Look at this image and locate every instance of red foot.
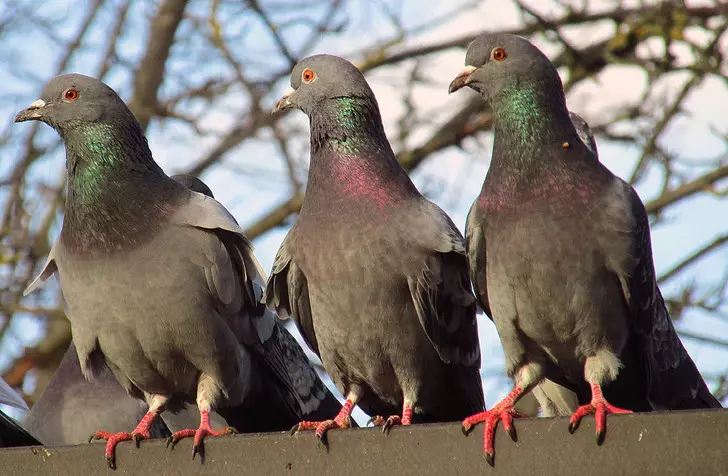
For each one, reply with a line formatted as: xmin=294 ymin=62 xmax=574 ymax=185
xmin=367 ymin=404 xmax=413 ymax=434
xmin=368 ymin=415 xmax=402 ymax=433
xmin=166 ymin=410 xmax=237 ymax=459
xmin=568 ymin=382 xmax=632 ymax=445
xmin=88 ymin=410 xmax=158 ymax=469
xmin=291 ymin=418 xmax=351 ymax=440
xmin=290 ymin=398 xmax=355 ymax=444
xmin=462 ymin=386 xmax=526 ymax=467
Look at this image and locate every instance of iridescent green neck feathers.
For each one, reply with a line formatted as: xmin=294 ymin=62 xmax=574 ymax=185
xmin=66 ymin=123 xmax=125 ymax=203
xmin=310 ymin=96 xmax=389 ymax=155
xmin=492 ymin=85 xmax=554 ymax=145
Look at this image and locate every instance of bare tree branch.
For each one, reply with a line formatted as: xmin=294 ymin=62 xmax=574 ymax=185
xmin=129 ymin=0 xmax=191 ymax=130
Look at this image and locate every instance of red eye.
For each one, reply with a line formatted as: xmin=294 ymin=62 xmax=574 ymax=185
xmin=302 ymin=69 xmax=316 ymax=83
xmin=492 ymin=47 xmax=507 ymax=61
xmin=64 ymin=88 xmax=79 ymax=101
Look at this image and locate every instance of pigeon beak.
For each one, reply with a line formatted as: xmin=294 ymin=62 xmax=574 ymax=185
xmin=272 ymin=87 xmax=296 ymax=114
xmin=448 ymin=65 xmax=477 ymax=94
xmin=14 ymin=99 xmax=47 ymax=123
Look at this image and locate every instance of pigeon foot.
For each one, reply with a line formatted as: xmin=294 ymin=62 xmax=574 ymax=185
xmin=367 ymin=404 xmax=413 ymax=434
xmin=88 ymin=410 xmax=159 ymax=470
xmin=290 ymin=417 xmax=351 ymax=443
xmin=166 ymin=410 xmax=237 ymax=460
xmin=289 ymin=397 xmax=355 ymax=444
xmin=461 ymin=387 xmax=526 ymax=467
xmin=568 ymin=382 xmax=631 ymax=445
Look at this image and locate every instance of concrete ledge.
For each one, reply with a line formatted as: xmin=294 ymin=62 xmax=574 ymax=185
xmin=1 ymin=409 xmax=726 ymax=475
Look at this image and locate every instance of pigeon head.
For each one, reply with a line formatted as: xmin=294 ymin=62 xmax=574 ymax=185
xmin=14 ymin=74 xmax=133 ymax=136
xmin=14 ymin=73 xmax=163 ymax=210
xmin=448 ymin=33 xmax=563 ymax=104
xmin=272 ymin=54 xmax=376 ymax=116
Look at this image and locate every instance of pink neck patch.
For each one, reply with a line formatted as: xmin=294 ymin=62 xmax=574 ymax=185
xmin=333 ymin=159 xmax=396 ymax=210
xmin=479 ymin=173 xmax=595 ymax=212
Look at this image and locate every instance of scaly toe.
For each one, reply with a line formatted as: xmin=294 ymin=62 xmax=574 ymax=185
xmin=132 ymin=432 xmax=147 ymax=448
xmin=382 ymin=415 xmax=401 ymax=435
xmin=367 ymin=415 xmax=384 ymax=427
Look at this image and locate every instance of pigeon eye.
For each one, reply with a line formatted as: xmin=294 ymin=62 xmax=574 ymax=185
xmin=64 ymin=88 xmax=79 ymax=101
xmin=491 ymin=47 xmax=507 ymax=62
xmin=302 ymin=69 xmax=316 ymax=83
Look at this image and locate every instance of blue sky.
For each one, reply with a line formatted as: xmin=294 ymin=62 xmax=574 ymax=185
xmin=2 ymin=0 xmax=726 ymax=423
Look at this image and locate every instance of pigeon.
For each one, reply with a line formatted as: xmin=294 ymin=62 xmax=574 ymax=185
xmin=531 ymin=112 xmax=594 ymax=418
xmin=449 ymin=32 xmax=721 ymax=465
xmin=25 ymin=174 xmax=230 ymax=446
xmin=0 ymin=377 xmax=40 ymax=447
xmin=266 ymin=54 xmax=484 ymax=442
xmin=15 ymin=74 xmax=342 ymax=468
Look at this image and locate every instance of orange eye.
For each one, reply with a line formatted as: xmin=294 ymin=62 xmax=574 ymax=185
xmin=492 ymin=47 xmax=507 ymax=62
xmin=64 ymin=88 xmax=79 ymax=101
xmin=302 ymin=68 xmax=316 ymax=83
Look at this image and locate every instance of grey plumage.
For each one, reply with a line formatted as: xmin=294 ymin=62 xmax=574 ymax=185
xmin=531 ymin=378 xmax=579 ymax=417
xmin=25 ymin=343 xmax=171 ymax=446
xmin=170 ymin=174 xmax=215 ymax=198
xmin=266 ymin=55 xmax=484 ymax=439
xmin=25 ymin=174 xmax=229 ymax=446
xmin=0 ymin=377 xmax=28 ymax=412
xmin=450 ymin=33 xmax=720 ymax=462
xmin=532 ymin=111 xmax=595 ymax=417
xmin=15 ymin=74 xmax=341 ymax=466
xmin=0 ymin=377 xmax=39 ymax=447
xmin=569 ymin=111 xmax=598 ymax=158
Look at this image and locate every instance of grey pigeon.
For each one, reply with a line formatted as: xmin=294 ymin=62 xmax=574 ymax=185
xmin=449 ymin=33 xmax=721 ymax=464
xmin=15 ymin=74 xmax=342 ymax=468
xmin=25 ymin=174 xmax=228 ymax=446
xmin=0 ymin=377 xmax=40 ymax=447
xmin=531 ymin=112 xmax=594 ymax=418
xmin=266 ymin=54 xmax=484 ymax=441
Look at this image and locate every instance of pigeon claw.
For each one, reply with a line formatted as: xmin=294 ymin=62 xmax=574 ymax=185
xmin=366 ymin=415 xmax=382 ymax=427
xmin=88 ymin=410 xmax=159 ymax=469
xmin=504 ymin=419 xmax=518 ymax=442
xmin=368 ymin=415 xmax=403 ymax=435
xmin=314 ymin=419 xmax=345 ymax=442
xmin=290 ymin=418 xmax=350 ymax=446
xmin=88 ymin=430 xmax=147 ymax=470
xmin=167 ymin=424 xmax=236 ymax=461
xmin=132 ymin=432 xmax=148 ymax=448
xmin=568 ymin=398 xmax=631 ymax=446
xmin=462 ymin=404 xmax=524 ymax=467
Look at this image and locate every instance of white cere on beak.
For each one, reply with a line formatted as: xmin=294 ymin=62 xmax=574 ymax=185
xmin=281 ymin=87 xmax=294 ymax=99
